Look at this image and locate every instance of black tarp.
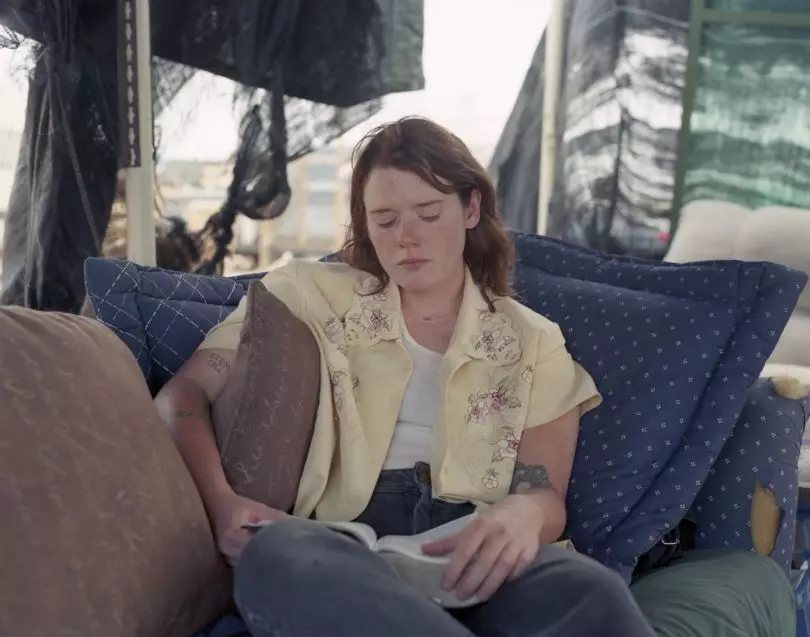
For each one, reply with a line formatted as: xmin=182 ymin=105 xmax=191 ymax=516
xmin=0 ymin=0 xmax=424 ymax=311
xmin=490 ymin=0 xmax=690 ymax=259
xmin=491 ymin=0 xmax=810 ymax=259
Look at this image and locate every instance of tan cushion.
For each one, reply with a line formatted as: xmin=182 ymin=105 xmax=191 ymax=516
xmin=0 ymin=308 xmax=231 ymax=636
xmin=735 ymin=206 xmax=810 ymax=313
xmin=665 ymin=200 xmax=751 ymax=263
xmin=212 ymin=280 xmax=320 ymax=513
xmin=768 ymin=314 xmax=810 ymax=369
xmin=761 ymin=362 xmax=810 ymax=387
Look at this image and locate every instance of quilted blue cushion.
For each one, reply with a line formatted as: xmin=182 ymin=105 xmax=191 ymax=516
xmin=86 ymin=232 xmax=807 ymax=580
xmin=690 ymin=377 xmax=809 ymax=574
xmin=84 ymin=260 xmax=261 ymax=390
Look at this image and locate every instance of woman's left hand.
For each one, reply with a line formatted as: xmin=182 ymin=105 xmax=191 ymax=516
xmin=420 ymin=494 xmax=546 ymax=601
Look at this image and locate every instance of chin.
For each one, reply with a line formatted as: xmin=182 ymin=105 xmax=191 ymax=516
xmin=389 ymin=268 xmax=437 ymax=293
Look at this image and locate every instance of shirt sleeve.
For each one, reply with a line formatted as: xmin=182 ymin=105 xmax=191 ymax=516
xmin=524 ymin=323 xmax=602 ymax=429
xmin=196 ymin=261 xmax=305 ymax=351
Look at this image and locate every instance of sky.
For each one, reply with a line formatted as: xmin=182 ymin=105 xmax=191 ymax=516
xmin=0 ymin=1 xmax=549 ymax=164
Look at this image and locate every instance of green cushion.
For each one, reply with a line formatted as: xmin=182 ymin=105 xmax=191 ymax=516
xmin=630 ymin=549 xmax=795 ymax=637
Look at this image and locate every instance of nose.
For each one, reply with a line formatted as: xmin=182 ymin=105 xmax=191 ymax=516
xmin=396 ymin=213 xmax=421 ymax=247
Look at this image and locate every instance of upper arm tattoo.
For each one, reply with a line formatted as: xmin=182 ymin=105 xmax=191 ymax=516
xmin=206 ymin=352 xmax=231 ymax=375
xmin=510 ymin=461 xmax=554 ymax=494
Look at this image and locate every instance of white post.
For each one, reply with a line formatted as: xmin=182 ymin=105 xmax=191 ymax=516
xmin=537 ymin=0 xmax=565 ymax=236
xmin=123 ymin=0 xmax=156 ymax=265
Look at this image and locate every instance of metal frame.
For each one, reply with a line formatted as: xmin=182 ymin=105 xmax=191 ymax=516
xmin=118 ymin=0 xmax=156 ymax=266
xmin=670 ymin=1 xmax=810 ymax=233
xmin=537 ymin=0 xmax=566 ymax=236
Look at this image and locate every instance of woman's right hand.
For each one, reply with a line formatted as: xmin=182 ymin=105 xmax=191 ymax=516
xmin=209 ymin=490 xmax=289 ymax=567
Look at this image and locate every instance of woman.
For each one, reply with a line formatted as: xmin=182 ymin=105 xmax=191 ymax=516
xmin=156 ymin=117 xmax=655 ymax=637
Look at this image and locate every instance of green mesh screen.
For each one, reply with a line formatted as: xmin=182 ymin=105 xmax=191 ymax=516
xmin=683 ymin=18 xmax=810 ymax=210
xmin=706 ymin=0 xmax=807 ymax=12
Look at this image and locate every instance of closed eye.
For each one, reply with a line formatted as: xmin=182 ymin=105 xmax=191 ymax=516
xmin=420 ymin=214 xmax=440 ymax=222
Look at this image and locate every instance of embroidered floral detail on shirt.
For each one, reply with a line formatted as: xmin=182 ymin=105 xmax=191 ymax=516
xmin=471 ymin=322 xmax=521 ymax=365
xmin=324 ymin=316 xmax=342 ymax=338
xmin=481 ymin=469 xmax=499 ymax=489
xmin=465 ymin=381 xmax=522 ymax=424
xmin=330 ymin=370 xmax=348 ymax=412
xmin=491 ymin=427 xmax=520 ymax=462
xmin=347 ymin=306 xmax=392 ymax=339
xmin=520 ymin=365 xmax=534 ymax=385
xmin=357 ymin=275 xmax=388 ymax=301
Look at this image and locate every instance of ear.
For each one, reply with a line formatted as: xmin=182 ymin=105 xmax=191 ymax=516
xmin=464 ymin=190 xmax=482 ymax=230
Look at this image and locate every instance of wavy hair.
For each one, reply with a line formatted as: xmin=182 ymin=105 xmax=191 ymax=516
xmin=339 ymin=117 xmax=515 ymax=300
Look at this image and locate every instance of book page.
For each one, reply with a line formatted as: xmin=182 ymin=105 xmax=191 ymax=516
xmin=320 ymin=520 xmax=378 ymax=550
xmin=374 ymin=513 xmax=476 ymax=558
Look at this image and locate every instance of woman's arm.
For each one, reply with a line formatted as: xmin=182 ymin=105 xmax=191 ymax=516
xmin=155 ymin=349 xmax=236 ymax=508
xmin=422 ymin=408 xmax=581 ymax=600
xmin=510 ymin=406 xmax=580 ymax=544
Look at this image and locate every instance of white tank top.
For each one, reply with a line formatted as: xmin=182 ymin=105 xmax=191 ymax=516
xmin=382 ymin=323 xmax=443 ymax=470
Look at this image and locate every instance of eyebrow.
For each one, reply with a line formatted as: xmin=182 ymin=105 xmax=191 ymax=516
xmin=367 ymin=200 xmax=443 ymax=215
xmin=415 ymin=199 xmax=443 ymax=209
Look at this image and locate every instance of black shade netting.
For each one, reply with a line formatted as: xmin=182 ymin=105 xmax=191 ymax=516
xmin=0 ymin=0 xmax=424 ymax=310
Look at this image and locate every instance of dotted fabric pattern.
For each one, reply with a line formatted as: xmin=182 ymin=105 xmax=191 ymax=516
xmin=511 ymin=232 xmax=806 ymax=577
xmin=690 ymin=377 xmax=809 ymax=574
xmin=85 ymin=232 xmax=807 ymax=581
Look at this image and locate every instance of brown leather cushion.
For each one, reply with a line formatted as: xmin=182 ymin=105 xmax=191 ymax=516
xmin=0 ymin=307 xmax=230 ymax=636
xmin=212 ymin=280 xmax=320 ymax=513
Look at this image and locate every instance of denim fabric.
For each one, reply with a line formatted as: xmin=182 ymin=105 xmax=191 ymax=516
xmin=233 ymin=464 xmax=656 ymax=637
xmin=352 ymin=462 xmax=475 ymax=536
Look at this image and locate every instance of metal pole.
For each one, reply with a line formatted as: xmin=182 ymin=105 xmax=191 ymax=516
xmin=670 ymin=0 xmax=706 ymax=237
xmin=119 ymin=0 xmax=156 ymax=265
xmin=537 ymin=0 xmax=565 ymax=236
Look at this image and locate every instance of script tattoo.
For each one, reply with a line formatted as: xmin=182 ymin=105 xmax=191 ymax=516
xmin=206 ymin=353 xmax=231 ymax=375
xmin=509 ymin=462 xmax=554 ymax=494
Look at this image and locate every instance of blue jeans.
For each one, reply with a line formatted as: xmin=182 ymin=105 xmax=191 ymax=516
xmin=234 ymin=463 xmax=655 ymax=637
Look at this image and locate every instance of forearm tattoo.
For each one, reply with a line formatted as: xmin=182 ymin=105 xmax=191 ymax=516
xmin=510 ymin=462 xmax=554 ymax=494
xmin=206 ymin=353 xmax=231 ymax=375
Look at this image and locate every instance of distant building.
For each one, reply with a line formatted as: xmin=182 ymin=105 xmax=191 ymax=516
xmin=157 ymin=145 xmax=352 ymax=271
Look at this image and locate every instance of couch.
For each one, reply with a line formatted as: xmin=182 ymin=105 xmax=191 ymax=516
xmin=2 ymin=231 xmax=809 ymax=637
xmin=666 ymin=201 xmax=810 ymax=386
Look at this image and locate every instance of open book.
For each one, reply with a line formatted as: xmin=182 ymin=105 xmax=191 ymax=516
xmin=245 ymin=514 xmax=575 ymax=609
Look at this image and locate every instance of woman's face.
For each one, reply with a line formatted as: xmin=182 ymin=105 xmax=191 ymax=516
xmin=364 ymin=167 xmax=480 ymax=293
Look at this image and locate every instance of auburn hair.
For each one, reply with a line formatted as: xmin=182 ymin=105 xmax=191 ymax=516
xmin=339 ymin=116 xmax=515 ymax=300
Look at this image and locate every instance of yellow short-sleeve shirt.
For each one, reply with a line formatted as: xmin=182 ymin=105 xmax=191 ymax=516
xmin=197 ymin=260 xmax=601 ymax=521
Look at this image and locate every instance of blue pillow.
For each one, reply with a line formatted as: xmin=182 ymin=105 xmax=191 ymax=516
xmin=86 ymin=232 xmax=807 ymax=579
xmin=84 ymin=259 xmax=261 ymax=391
xmin=511 ymin=232 xmax=806 ymax=577
xmin=690 ymin=377 xmax=809 ymax=574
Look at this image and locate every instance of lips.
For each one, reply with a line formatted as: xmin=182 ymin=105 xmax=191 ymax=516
xmin=398 ymin=258 xmax=429 ymax=267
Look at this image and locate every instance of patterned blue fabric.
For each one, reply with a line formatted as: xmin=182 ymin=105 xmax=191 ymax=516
xmin=84 ymin=259 xmax=261 ymax=391
xmin=85 ymin=232 xmax=808 ymax=582
xmin=511 ymin=233 xmax=806 ymax=577
xmin=690 ymin=378 xmax=809 ymax=574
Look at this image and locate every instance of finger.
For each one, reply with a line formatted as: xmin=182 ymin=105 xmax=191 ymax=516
xmin=421 ymin=532 xmax=461 ymax=556
xmin=456 ymin=535 xmax=510 ymax=600
xmin=508 ymin=545 xmax=539 ymax=581
xmin=442 ymin=527 xmax=487 ymax=591
xmin=476 ymin=545 xmax=524 ymax=601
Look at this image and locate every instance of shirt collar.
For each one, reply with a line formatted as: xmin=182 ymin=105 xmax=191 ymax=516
xmin=345 ymin=268 xmax=522 ymax=367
